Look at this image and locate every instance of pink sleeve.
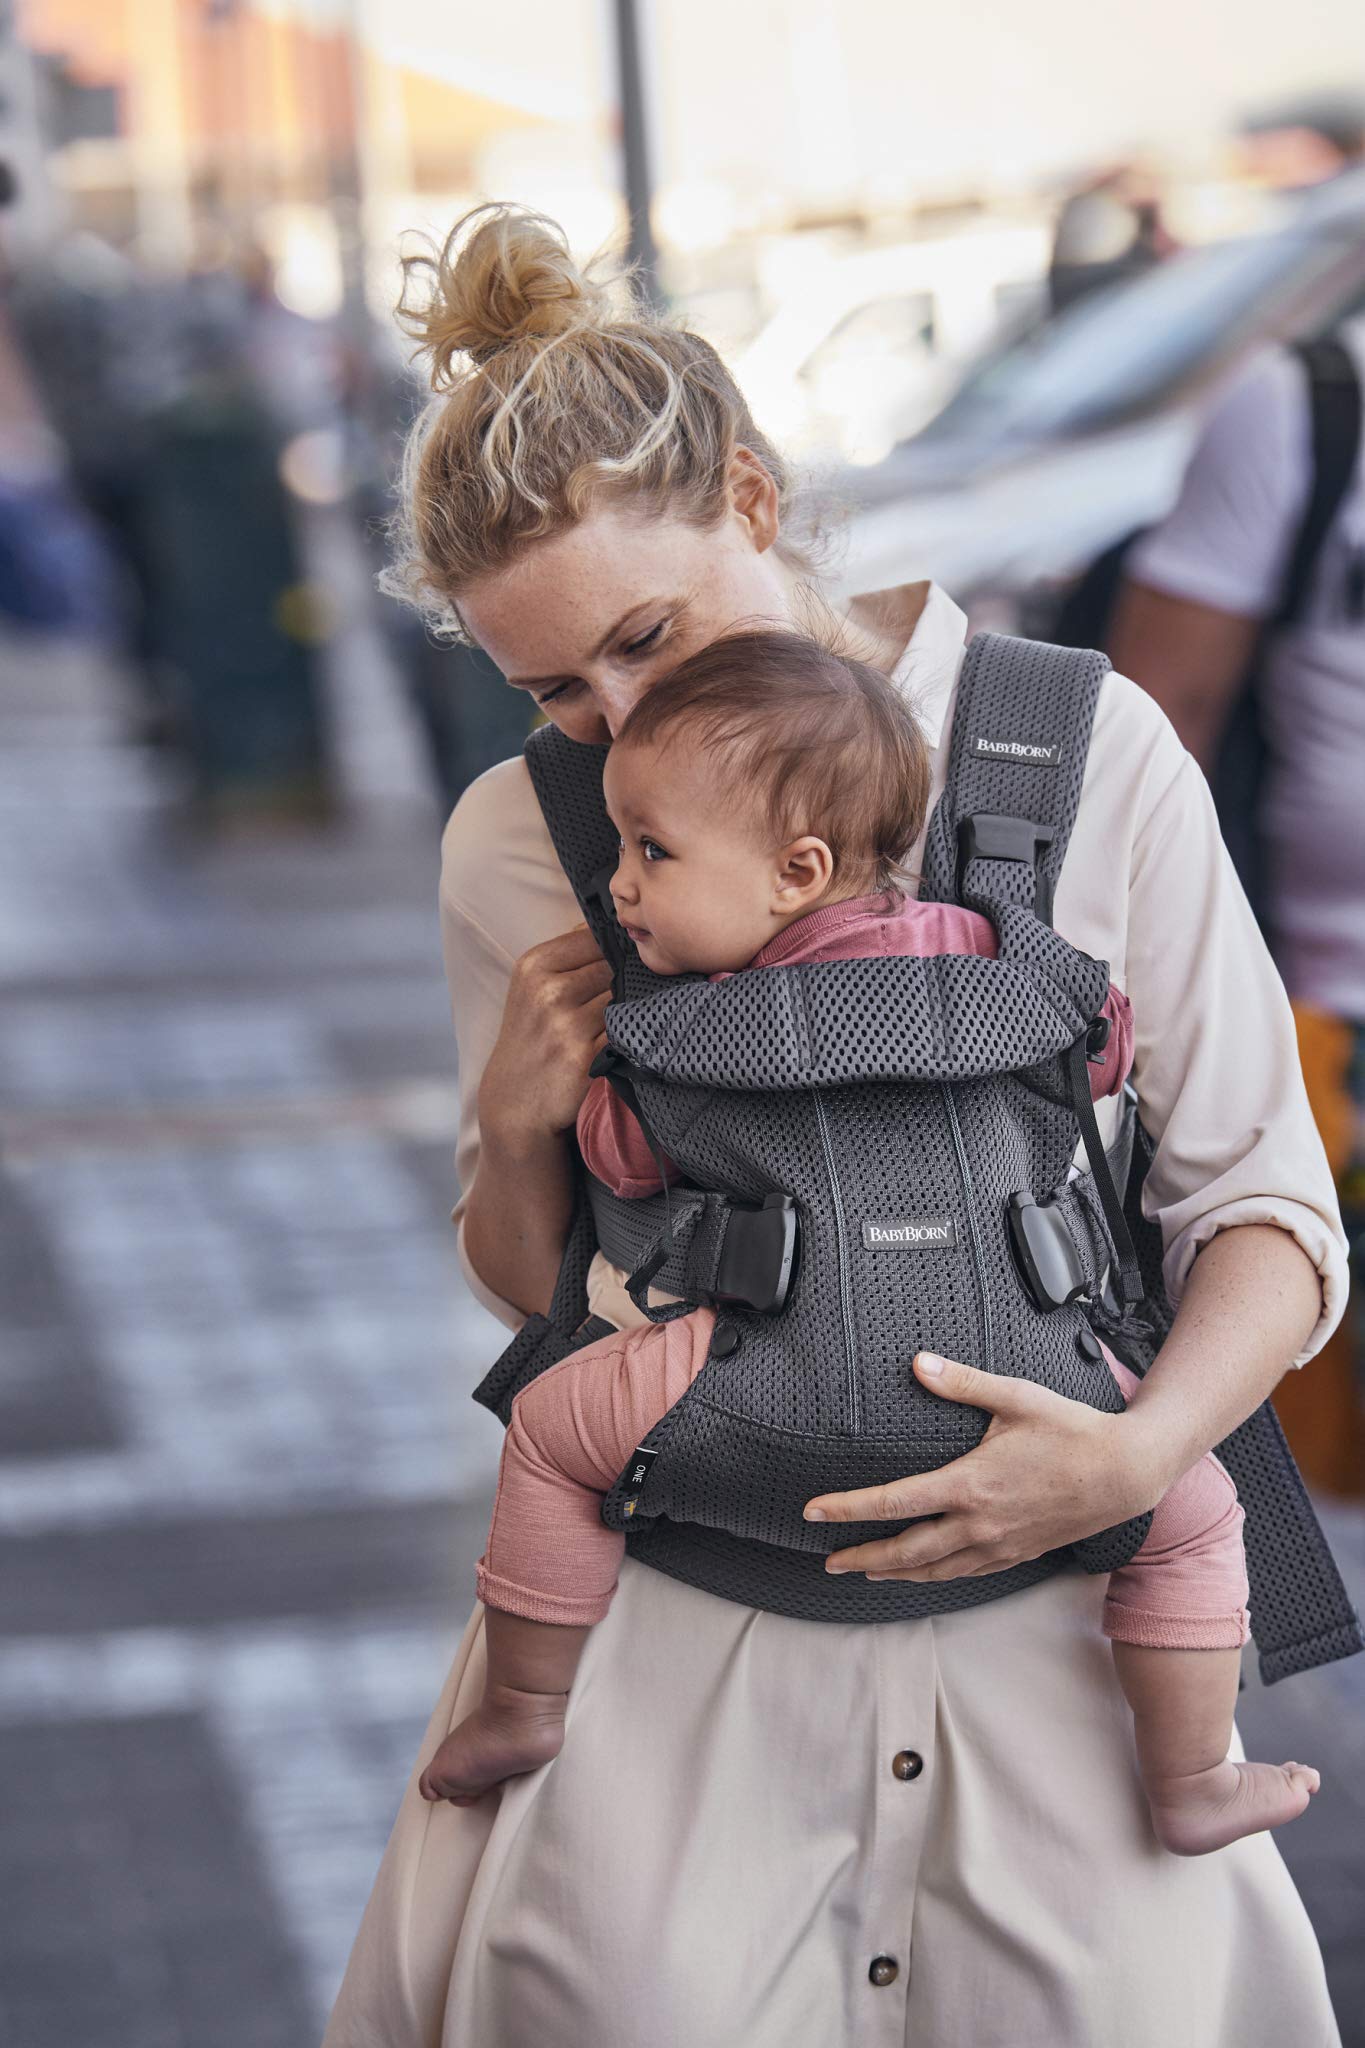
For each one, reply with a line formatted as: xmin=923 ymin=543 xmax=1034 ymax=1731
xmin=1088 ymin=988 xmax=1134 ymax=1100
xmin=576 ymin=1074 xmax=684 ymax=1199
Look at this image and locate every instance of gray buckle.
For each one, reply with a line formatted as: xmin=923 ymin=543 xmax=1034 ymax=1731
xmin=957 ymin=814 xmax=1057 ymax=921
xmin=1008 ymin=1191 xmax=1088 ymax=1311
xmin=713 ymin=1193 xmax=799 ymax=1314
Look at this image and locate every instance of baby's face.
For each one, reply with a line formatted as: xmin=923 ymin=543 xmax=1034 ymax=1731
xmin=603 ymin=737 xmax=826 ymax=977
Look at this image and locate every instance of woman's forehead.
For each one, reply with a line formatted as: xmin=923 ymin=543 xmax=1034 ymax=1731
xmin=461 ymin=508 xmax=694 ymax=675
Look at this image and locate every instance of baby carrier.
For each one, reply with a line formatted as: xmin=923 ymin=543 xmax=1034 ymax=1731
xmin=473 ymin=632 xmax=1364 ymax=1684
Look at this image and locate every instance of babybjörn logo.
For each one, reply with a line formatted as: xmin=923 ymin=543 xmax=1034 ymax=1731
xmin=973 ymin=735 xmax=1062 ymax=766
xmin=862 ymin=1217 xmax=958 ymax=1249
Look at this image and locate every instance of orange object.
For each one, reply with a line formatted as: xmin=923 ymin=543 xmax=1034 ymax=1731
xmin=1273 ymin=1003 xmax=1365 ymax=1496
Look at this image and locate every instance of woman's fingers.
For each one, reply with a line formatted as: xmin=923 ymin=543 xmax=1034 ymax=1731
xmin=804 ymin=1466 xmax=964 ymax=1526
xmin=821 ymin=1515 xmax=977 ymax=1577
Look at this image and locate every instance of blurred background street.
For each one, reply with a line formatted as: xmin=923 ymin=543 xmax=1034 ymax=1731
xmin=1 ymin=0 xmax=1364 ymax=2040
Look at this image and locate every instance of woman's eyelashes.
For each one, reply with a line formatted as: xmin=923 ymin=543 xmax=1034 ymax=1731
xmin=535 ymin=679 xmax=579 ymax=707
xmin=533 ymin=625 xmax=664 ymax=705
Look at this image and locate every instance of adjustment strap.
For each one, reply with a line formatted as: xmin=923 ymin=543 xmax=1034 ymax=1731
xmin=1063 ymin=1036 xmax=1144 ymax=1307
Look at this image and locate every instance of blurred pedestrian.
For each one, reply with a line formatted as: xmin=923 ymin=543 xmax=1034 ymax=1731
xmin=1235 ymin=91 xmax=1365 ymax=195
xmin=1108 ymin=317 xmax=1365 ymax=1498
xmin=1048 ymin=161 xmax=1179 ymax=314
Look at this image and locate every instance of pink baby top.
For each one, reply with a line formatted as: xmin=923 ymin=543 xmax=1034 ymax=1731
xmin=577 ymin=886 xmax=1134 ymax=1198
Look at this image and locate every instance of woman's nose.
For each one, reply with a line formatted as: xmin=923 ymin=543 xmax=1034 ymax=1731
xmin=593 ymin=672 xmax=650 ymax=739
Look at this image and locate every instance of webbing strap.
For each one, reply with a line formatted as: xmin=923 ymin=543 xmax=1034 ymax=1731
xmin=1062 ymin=1038 xmax=1144 ymax=1308
xmin=920 ymin=633 xmax=1110 ymax=926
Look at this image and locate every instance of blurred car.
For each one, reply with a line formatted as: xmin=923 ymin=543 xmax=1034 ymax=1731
xmin=837 ymin=167 xmax=1365 ymax=623
xmin=732 ymin=220 xmax=1052 ymax=468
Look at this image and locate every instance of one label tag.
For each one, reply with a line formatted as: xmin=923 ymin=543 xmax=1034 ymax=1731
xmin=862 ymin=1217 xmax=958 ymax=1249
xmin=973 ymin=735 xmax=1062 ymax=766
xmin=622 ymin=1449 xmax=658 ymax=1515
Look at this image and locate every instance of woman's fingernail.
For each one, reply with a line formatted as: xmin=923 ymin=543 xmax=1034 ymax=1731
xmin=825 ymin=1558 xmax=846 ymax=1573
xmin=804 ymin=1507 xmax=826 ymax=1521
xmin=916 ymin=1353 xmax=945 ymax=1377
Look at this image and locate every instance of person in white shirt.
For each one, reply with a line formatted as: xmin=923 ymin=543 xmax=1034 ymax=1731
xmin=1111 ymin=316 xmax=1365 ymax=1496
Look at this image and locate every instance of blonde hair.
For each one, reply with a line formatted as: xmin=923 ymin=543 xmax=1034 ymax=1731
xmin=384 ymin=204 xmax=822 ymax=640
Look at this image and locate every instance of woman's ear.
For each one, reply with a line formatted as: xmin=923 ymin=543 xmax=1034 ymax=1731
xmin=727 ymin=446 xmax=781 ymax=555
xmin=772 ymin=836 xmax=835 ymax=911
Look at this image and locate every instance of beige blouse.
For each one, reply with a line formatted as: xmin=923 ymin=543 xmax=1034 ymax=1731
xmin=439 ymin=580 xmax=1346 ymax=1366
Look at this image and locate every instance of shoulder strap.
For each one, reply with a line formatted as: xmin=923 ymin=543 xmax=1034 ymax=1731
xmin=919 ymin=632 xmax=1110 ymax=926
xmin=1275 ymin=334 xmax=1362 ymax=630
xmin=523 ymin=723 xmax=625 ymax=972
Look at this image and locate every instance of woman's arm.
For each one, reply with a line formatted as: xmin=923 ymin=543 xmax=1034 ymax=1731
xmin=438 ymin=766 xmax=614 ymax=1328
xmin=460 ymin=923 xmax=614 ymax=1322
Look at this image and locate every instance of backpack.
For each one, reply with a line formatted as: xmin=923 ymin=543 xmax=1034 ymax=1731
xmin=472 ymin=631 xmax=1364 ymax=1684
xmin=1053 ymin=333 xmax=1364 ymax=927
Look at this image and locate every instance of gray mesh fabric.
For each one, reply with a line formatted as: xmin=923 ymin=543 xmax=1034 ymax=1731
xmin=469 ymin=633 xmax=1364 ymax=1678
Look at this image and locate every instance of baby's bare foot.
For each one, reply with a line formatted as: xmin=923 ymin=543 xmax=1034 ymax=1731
xmin=418 ymin=1681 xmax=568 ymax=1806
xmin=1147 ymin=1757 xmax=1320 ymax=1856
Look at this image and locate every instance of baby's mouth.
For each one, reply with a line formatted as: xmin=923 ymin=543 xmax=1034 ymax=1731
xmin=620 ymin=919 xmax=652 ymax=944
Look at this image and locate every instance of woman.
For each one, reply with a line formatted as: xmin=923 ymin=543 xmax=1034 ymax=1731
xmin=322 ymin=206 xmax=1347 ymax=2047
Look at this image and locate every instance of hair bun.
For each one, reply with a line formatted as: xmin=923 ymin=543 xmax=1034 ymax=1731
xmin=397 ymin=203 xmax=613 ymax=389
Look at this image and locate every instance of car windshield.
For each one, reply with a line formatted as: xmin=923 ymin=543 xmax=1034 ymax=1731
xmin=915 ymin=223 xmax=1357 ymax=447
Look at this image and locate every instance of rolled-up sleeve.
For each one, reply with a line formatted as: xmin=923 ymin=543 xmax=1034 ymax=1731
xmin=1123 ymin=750 xmax=1348 ymax=1366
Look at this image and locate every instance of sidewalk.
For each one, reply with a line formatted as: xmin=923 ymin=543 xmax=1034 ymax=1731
xmin=0 ymin=625 xmax=1360 ymax=2045
xmin=0 ymin=623 xmax=509 ymax=2044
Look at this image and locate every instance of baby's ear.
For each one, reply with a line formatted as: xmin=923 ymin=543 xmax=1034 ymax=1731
xmin=774 ymin=834 xmax=836 ymax=906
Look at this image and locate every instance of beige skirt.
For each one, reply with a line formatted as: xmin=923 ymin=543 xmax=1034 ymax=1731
xmin=321 ymin=1557 xmax=1339 ymax=2048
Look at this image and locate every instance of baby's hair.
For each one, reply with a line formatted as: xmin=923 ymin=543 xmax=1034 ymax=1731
xmin=613 ymin=630 xmax=932 ymax=898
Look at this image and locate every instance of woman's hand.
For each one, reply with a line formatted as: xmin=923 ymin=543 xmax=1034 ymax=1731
xmin=478 ymin=921 xmax=614 ymax=1147
xmin=803 ymin=1352 xmax=1165 ymax=1581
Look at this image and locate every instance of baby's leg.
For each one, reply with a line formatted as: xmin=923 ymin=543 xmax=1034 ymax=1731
xmin=1101 ymin=1351 xmax=1319 ymax=1852
xmin=420 ymin=1306 xmax=716 ymax=1804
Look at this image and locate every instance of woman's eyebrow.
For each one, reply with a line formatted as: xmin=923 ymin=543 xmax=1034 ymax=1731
xmin=507 ymin=601 xmax=674 ymax=689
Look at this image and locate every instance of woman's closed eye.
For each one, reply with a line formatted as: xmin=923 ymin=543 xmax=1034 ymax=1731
xmin=533 ymin=624 xmax=666 ymax=706
xmin=623 ymin=621 xmax=666 ymax=658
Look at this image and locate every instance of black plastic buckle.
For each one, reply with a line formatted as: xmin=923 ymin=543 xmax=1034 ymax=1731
xmin=1008 ymin=1191 xmax=1089 ymax=1312
xmin=714 ymin=1192 xmax=799 ymax=1314
xmin=956 ymin=814 xmax=1057 ymax=921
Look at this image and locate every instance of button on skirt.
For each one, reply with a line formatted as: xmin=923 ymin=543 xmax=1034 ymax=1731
xmin=322 ymin=1557 xmax=1339 ymax=2048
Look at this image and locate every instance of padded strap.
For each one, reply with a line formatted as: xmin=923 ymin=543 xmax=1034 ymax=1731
xmin=920 ymin=632 xmax=1110 ymax=927
xmin=1276 ymin=335 xmax=1363 ymax=630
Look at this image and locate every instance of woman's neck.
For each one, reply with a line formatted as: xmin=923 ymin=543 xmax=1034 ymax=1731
xmin=780 ymin=566 xmax=929 ymax=678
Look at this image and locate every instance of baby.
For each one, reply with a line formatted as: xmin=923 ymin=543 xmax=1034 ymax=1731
xmin=421 ymin=629 xmax=1319 ymax=1856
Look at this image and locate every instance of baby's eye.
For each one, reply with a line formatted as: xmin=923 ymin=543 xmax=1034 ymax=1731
xmin=642 ymin=838 xmax=668 ymax=862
